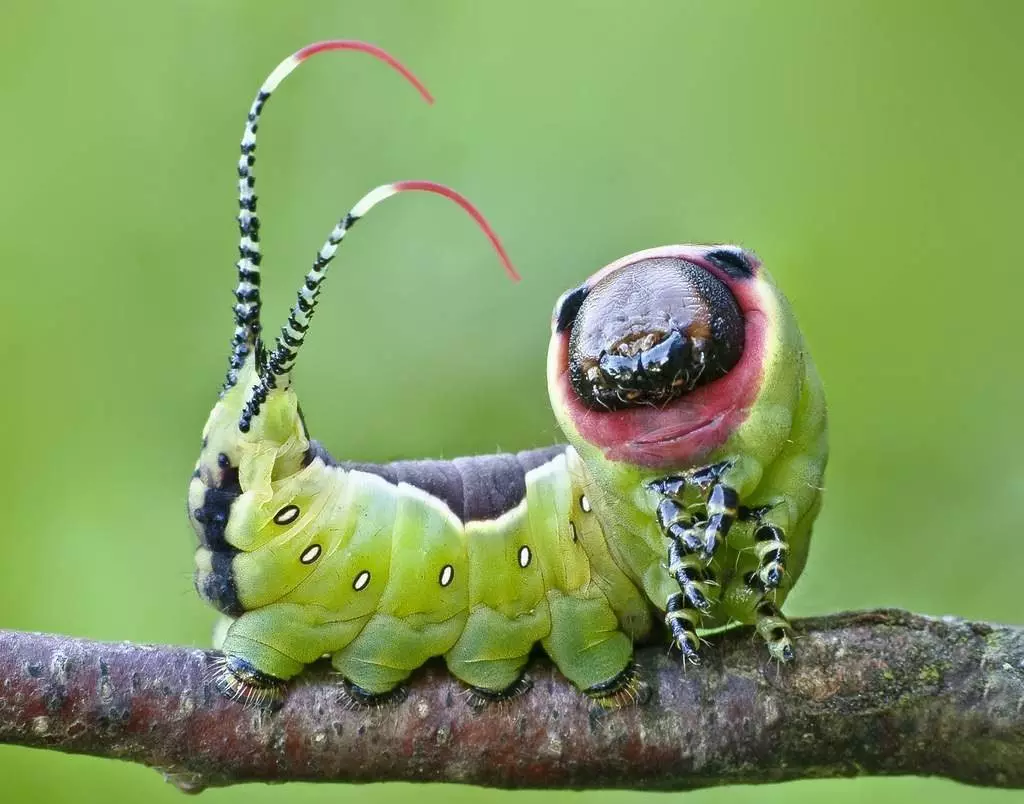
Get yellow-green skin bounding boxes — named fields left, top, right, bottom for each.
left=188, top=247, right=826, bottom=697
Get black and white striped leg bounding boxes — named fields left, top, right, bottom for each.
left=665, top=592, right=703, bottom=664
left=675, top=460, right=737, bottom=562
left=650, top=473, right=717, bottom=645
left=656, top=497, right=704, bottom=554
left=753, top=598, right=795, bottom=662
left=647, top=475, right=687, bottom=498
left=701, top=482, right=738, bottom=563
left=753, top=524, right=790, bottom=590
left=667, top=536, right=716, bottom=614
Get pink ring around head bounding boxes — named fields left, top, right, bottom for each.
left=550, top=244, right=769, bottom=468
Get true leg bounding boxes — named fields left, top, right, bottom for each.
left=687, top=460, right=741, bottom=561
left=664, top=591, right=703, bottom=663
left=754, top=597, right=795, bottom=662
left=720, top=571, right=796, bottom=662
left=752, top=523, right=790, bottom=590
left=649, top=471, right=717, bottom=659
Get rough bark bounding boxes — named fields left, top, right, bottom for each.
left=0, top=609, right=1021, bottom=793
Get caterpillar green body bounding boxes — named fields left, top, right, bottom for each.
left=187, top=40, right=827, bottom=706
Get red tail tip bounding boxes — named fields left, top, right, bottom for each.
left=393, top=180, right=520, bottom=282
left=294, top=40, right=434, bottom=104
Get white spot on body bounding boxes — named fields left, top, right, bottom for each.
left=580, top=495, right=592, bottom=513
left=274, top=505, right=300, bottom=526
left=439, top=564, right=454, bottom=587
left=518, top=545, right=532, bottom=568
left=353, top=570, right=371, bottom=591
left=300, top=544, right=321, bottom=565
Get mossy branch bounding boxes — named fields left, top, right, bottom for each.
left=0, top=610, right=1022, bottom=793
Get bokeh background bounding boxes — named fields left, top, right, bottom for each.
left=1, top=1, right=1021, bottom=802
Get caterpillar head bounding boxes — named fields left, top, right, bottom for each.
left=548, top=245, right=771, bottom=473
left=186, top=40, right=515, bottom=617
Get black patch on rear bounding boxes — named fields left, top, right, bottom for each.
left=705, top=248, right=754, bottom=279
left=554, top=285, right=589, bottom=333
left=309, top=440, right=567, bottom=522
left=194, top=466, right=240, bottom=552
left=201, top=551, right=243, bottom=617
left=194, top=465, right=242, bottom=616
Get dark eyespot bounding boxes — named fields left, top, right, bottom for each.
left=217, top=453, right=231, bottom=469
left=274, top=504, right=300, bottom=525
left=705, top=248, right=754, bottom=278
left=567, top=258, right=744, bottom=411
left=300, top=544, right=321, bottom=564
left=553, top=284, right=589, bottom=333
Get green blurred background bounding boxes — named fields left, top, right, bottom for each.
left=1, top=0, right=1021, bottom=801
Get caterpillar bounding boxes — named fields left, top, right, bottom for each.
left=187, top=40, right=828, bottom=708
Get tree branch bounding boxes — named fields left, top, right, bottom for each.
left=1, top=610, right=1022, bottom=793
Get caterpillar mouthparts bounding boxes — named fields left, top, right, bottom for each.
left=567, top=257, right=745, bottom=411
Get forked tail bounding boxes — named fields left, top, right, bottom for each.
left=222, top=41, right=518, bottom=432
left=226, top=40, right=435, bottom=392
left=237, top=179, right=517, bottom=432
